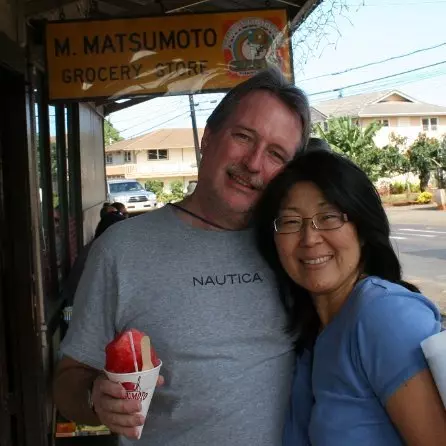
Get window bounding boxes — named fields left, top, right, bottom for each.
left=422, top=117, right=438, bottom=131
left=124, top=151, right=132, bottom=163
left=431, top=118, right=438, bottom=131
left=106, top=154, right=113, bottom=164
left=148, top=149, right=168, bottom=160
left=377, top=119, right=389, bottom=127
left=109, top=181, right=144, bottom=193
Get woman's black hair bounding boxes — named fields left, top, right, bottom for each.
left=94, top=211, right=125, bottom=239
left=254, top=149, right=419, bottom=353
left=111, top=202, right=127, bottom=214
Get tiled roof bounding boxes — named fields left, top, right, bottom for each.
left=313, top=90, right=446, bottom=118
left=310, top=106, right=327, bottom=123
left=313, top=90, right=393, bottom=117
left=359, top=102, right=446, bottom=117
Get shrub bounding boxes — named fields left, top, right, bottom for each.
left=157, top=181, right=185, bottom=204
left=390, top=181, right=405, bottom=194
left=416, top=192, right=432, bottom=204
left=170, top=180, right=185, bottom=202
left=145, top=180, right=164, bottom=196
left=157, top=192, right=174, bottom=204
left=406, top=182, right=420, bottom=193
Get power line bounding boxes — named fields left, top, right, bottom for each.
left=299, top=42, right=446, bottom=82
left=112, top=98, right=220, bottom=134
left=194, top=107, right=216, bottom=113
left=358, top=68, right=446, bottom=92
left=342, top=65, right=446, bottom=93
left=309, top=68, right=446, bottom=103
left=111, top=99, right=185, bottom=123
left=117, top=104, right=190, bottom=133
left=125, top=111, right=191, bottom=139
left=121, top=104, right=218, bottom=137
left=308, top=60, right=446, bottom=97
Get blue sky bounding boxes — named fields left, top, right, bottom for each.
left=108, top=0, right=446, bottom=139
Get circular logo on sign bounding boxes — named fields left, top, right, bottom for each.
left=223, top=17, right=283, bottom=77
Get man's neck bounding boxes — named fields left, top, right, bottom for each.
left=177, top=194, right=251, bottom=231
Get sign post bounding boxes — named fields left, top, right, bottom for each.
left=188, top=94, right=201, bottom=168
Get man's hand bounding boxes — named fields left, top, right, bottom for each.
left=92, top=375, right=164, bottom=439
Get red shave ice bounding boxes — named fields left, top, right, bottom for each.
left=105, top=329, right=160, bottom=373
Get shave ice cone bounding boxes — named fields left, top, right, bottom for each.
left=105, top=329, right=162, bottom=439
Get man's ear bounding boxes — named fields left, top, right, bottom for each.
left=201, top=127, right=211, bottom=154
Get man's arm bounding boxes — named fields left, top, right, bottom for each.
left=54, top=233, right=149, bottom=438
left=53, top=356, right=101, bottom=425
left=54, top=356, right=146, bottom=438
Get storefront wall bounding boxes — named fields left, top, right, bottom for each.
left=0, top=2, right=48, bottom=443
left=79, top=103, right=107, bottom=243
left=0, top=2, right=108, bottom=443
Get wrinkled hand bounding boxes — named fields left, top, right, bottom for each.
left=91, top=374, right=164, bottom=439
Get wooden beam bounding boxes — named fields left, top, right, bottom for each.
left=25, top=0, right=75, bottom=16
left=0, top=32, right=26, bottom=74
left=98, top=0, right=131, bottom=11
left=98, top=0, right=166, bottom=16
left=290, top=0, right=322, bottom=31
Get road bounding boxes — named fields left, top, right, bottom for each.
left=386, top=205, right=446, bottom=315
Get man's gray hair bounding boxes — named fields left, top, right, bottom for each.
left=206, top=66, right=311, bottom=155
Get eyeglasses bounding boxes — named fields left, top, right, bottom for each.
left=274, top=212, right=348, bottom=234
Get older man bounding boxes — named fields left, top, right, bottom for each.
left=54, top=67, right=311, bottom=446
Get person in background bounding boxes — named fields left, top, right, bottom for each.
left=111, top=202, right=129, bottom=218
left=62, top=211, right=126, bottom=307
left=53, top=67, right=311, bottom=446
left=100, top=202, right=117, bottom=219
left=94, top=211, right=126, bottom=238
left=255, top=150, right=446, bottom=446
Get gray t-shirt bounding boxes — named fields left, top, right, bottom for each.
left=61, top=206, right=294, bottom=446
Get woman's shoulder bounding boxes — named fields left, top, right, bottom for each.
left=359, top=276, right=419, bottom=296
left=353, top=276, right=441, bottom=333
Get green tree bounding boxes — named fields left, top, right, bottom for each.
left=434, top=136, right=446, bottom=188
left=104, top=119, right=123, bottom=145
left=315, top=117, right=383, bottom=181
left=156, top=180, right=185, bottom=204
left=407, top=133, right=440, bottom=191
left=145, top=179, right=164, bottom=196
left=170, top=180, right=185, bottom=202
left=379, top=133, right=410, bottom=178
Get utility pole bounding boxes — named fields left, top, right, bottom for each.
left=189, top=94, right=201, bottom=169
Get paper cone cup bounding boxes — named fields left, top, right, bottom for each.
left=421, top=330, right=446, bottom=358
left=104, top=361, right=162, bottom=439
left=421, top=331, right=446, bottom=407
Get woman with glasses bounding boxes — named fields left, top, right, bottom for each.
left=255, top=149, right=446, bottom=445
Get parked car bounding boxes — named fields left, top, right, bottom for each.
left=107, top=179, right=157, bottom=214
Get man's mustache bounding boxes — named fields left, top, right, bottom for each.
left=227, top=164, right=265, bottom=191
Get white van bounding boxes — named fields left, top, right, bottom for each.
left=107, top=179, right=157, bottom=213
